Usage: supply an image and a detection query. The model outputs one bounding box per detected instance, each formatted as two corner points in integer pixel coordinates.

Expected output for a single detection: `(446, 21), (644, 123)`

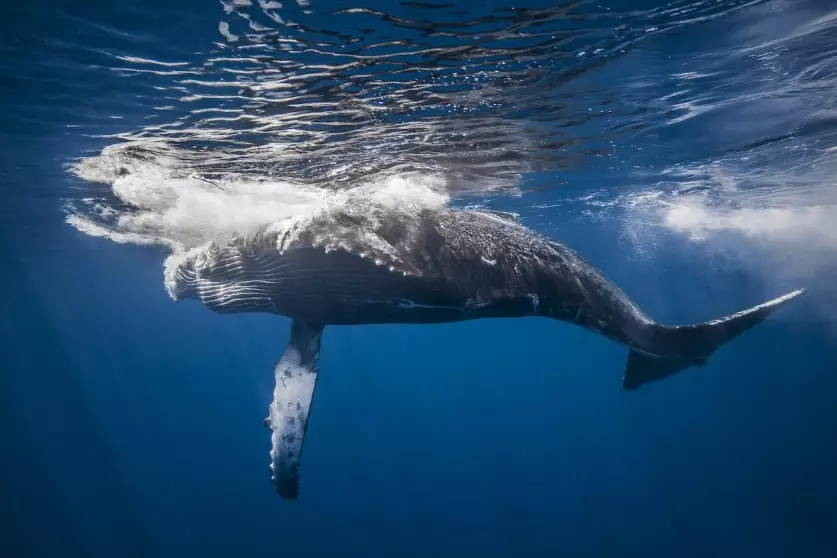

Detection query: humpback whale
(168, 206), (803, 499)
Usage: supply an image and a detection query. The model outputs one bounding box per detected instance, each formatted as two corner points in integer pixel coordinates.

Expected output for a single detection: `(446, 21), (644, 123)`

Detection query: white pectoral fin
(266, 320), (324, 499)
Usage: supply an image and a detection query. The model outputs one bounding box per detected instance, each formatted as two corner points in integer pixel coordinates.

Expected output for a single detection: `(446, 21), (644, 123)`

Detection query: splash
(71, 141), (449, 244)
(587, 149), (837, 317)
(661, 198), (837, 248)
(67, 140), (452, 297)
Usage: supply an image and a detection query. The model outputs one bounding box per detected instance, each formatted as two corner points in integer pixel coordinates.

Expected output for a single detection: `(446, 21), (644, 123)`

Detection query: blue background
(2, 0), (837, 556)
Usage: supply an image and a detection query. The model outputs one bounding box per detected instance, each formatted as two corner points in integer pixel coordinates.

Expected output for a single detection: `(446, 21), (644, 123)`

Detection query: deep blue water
(3, 0), (837, 556)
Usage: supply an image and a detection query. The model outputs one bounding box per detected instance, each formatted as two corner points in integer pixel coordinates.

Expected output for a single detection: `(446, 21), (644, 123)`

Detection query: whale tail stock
(623, 289), (805, 390)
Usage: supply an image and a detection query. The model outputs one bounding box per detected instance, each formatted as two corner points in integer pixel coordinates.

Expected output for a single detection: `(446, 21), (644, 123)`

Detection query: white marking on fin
(266, 320), (323, 499)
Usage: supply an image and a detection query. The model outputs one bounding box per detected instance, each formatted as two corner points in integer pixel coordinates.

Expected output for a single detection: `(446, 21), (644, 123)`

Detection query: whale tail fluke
(623, 289), (805, 390)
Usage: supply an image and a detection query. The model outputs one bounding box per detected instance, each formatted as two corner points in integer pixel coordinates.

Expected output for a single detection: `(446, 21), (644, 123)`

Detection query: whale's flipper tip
(623, 288), (805, 390)
(267, 320), (324, 500)
(275, 471), (301, 499)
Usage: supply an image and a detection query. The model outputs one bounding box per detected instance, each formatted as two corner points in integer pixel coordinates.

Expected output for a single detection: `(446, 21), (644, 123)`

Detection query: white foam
(69, 140), (453, 294)
(620, 153), (837, 254)
(580, 152), (837, 310)
(661, 198), (837, 248)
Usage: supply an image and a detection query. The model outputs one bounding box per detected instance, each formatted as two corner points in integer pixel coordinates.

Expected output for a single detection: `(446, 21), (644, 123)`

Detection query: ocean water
(2, 0), (837, 556)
